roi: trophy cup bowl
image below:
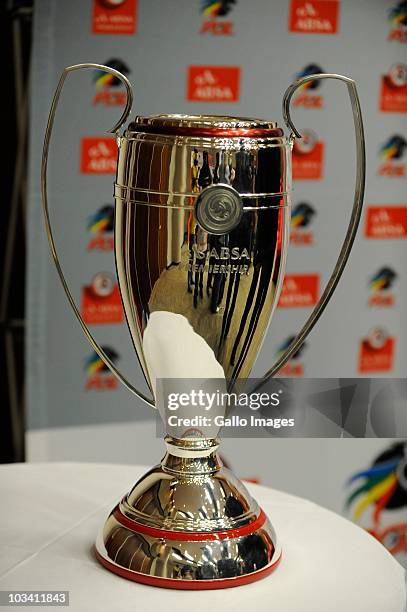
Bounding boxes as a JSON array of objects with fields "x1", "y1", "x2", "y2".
[{"x1": 42, "y1": 65, "x2": 365, "y2": 589}]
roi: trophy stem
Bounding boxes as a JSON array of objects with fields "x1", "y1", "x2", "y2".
[{"x1": 95, "y1": 435, "x2": 282, "y2": 588}]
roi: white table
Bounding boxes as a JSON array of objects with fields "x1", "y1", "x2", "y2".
[{"x1": 0, "y1": 463, "x2": 405, "y2": 611}]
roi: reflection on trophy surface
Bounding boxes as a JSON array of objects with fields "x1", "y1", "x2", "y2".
[
  {"x1": 42, "y1": 65, "x2": 365, "y2": 588},
  {"x1": 115, "y1": 130, "x2": 290, "y2": 386}
]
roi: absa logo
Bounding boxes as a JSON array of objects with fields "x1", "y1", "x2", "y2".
[
  {"x1": 289, "y1": 0, "x2": 340, "y2": 34},
  {"x1": 187, "y1": 66, "x2": 240, "y2": 102}
]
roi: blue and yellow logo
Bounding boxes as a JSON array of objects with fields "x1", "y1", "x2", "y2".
[
  {"x1": 276, "y1": 336, "x2": 307, "y2": 360},
  {"x1": 93, "y1": 59, "x2": 130, "y2": 89},
  {"x1": 84, "y1": 347, "x2": 118, "y2": 376},
  {"x1": 291, "y1": 202, "x2": 316, "y2": 228},
  {"x1": 346, "y1": 442, "x2": 407, "y2": 523},
  {"x1": 379, "y1": 135, "x2": 406, "y2": 161},
  {"x1": 388, "y1": 2, "x2": 407, "y2": 26},
  {"x1": 369, "y1": 267, "x2": 397, "y2": 293},
  {"x1": 87, "y1": 205, "x2": 114, "y2": 234},
  {"x1": 296, "y1": 64, "x2": 324, "y2": 90},
  {"x1": 200, "y1": 0, "x2": 236, "y2": 17}
]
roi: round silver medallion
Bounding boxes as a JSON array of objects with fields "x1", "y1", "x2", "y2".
[{"x1": 195, "y1": 184, "x2": 244, "y2": 235}]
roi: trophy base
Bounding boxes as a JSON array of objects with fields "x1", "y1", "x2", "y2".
[{"x1": 95, "y1": 437, "x2": 282, "y2": 589}]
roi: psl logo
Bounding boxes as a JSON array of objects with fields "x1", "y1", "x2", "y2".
[
  {"x1": 388, "y1": 1, "x2": 407, "y2": 42},
  {"x1": 293, "y1": 64, "x2": 324, "y2": 108},
  {"x1": 291, "y1": 202, "x2": 316, "y2": 245},
  {"x1": 358, "y1": 327, "x2": 395, "y2": 373},
  {"x1": 346, "y1": 442, "x2": 407, "y2": 559},
  {"x1": 84, "y1": 346, "x2": 119, "y2": 391},
  {"x1": 289, "y1": 0, "x2": 340, "y2": 34},
  {"x1": 187, "y1": 66, "x2": 240, "y2": 102},
  {"x1": 377, "y1": 135, "x2": 406, "y2": 177},
  {"x1": 368, "y1": 267, "x2": 397, "y2": 307},
  {"x1": 87, "y1": 205, "x2": 114, "y2": 251},
  {"x1": 292, "y1": 130, "x2": 324, "y2": 180},
  {"x1": 199, "y1": 0, "x2": 236, "y2": 35},
  {"x1": 379, "y1": 63, "x2": 407, "y2": 113},
  {"x1": 93, "y1": 59, "x2": 130, "y2": 106},
  {"x1": 276, "y1": 337, "x2": 307, "y2": 377}
]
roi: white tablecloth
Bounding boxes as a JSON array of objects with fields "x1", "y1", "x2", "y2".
[{"x1": 0, "y1": 463, "x2": 405, "y2": 612}]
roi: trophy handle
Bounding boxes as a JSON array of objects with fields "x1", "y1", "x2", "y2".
[
  {"x1": 261, "y1": 73, "x2": 366, "y2": 381},
  {"x1": 41, "y1": 63, "x2": 155, "y2": 408}
]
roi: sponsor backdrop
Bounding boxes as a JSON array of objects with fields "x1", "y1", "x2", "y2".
[{"x1": 26, "y1": 0, "x2": 406, "y2": 563}]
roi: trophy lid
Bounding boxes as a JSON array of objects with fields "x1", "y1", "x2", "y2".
[{"x1": 127, "y1": 114, "x2": 284, "y2": 138}]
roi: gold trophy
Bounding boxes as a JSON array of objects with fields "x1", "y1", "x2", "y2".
[{"x1": 42, "y1": 64, "x2": 365, "y2": 588}]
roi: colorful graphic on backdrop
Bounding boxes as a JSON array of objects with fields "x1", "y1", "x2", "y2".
[
  {"x1": 92, "y1": 0, "x2": 138, "y2": 35},
  {"x1": 288, "y1": 0, "x2": 340, "y2": 34},
  {"x1": 199, "y1": 0, "x2": 236, "y2": 35},
  {"x1": 365, "y1": 206, "x2": 407, "y2": 238},
  {"x1": 187, "y1": 66, "x2": 240, "y2": 102},
  {"x1": 377, "y1": 135, "x2": 406, "y2": 177},
  {"x1": 276, "y1": 337, "x2": 307, "y2": 377},
  {"x1": 290, "y1": 202, "x2": 316, "y2": 245},
  {"x1": 358, "y1": 327, "x2": 395, "y2": 373},
  {"x1": 293, "y1": 64, "x2": 324, "y2": 108},
  {"x1": 346, "y1": 442, "x2": 407, "y2": 558},
  {"x1": 379, "y1": 63, "x2": 407, "y2": 112},
  {"x1": 87, "y1": 205, "x2": 114, "y2": 251},
  {"x1": 368, "y1": 267, "x2": 397, "y2": 308},
  {"x1": 388, "y1": 2, "x2": 407, "y2": 42},
  {"x1": 292, "y1": 130, "x2": 324, "y2": 180},
  {"x1": 93, "y1": 59, "x2": 130, "y2": 106},
  {"x1": 84, "y1": 346, "x2": 119, "y2": 391}
]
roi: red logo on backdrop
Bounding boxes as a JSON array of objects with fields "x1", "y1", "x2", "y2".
[
  {"x1": 358, "y1": 328, "x2": 395, "y2": 373},
  {"x1": 81, "y1": 272, "x2": 123, "y2": 325},
  {"x1": 85, "y1": 346, "x2": 119, "y2": 391},
  {"x1": 80, "y1": 138, "x2": 117, "y2": 174},
  {"x1": 289, "y1": 0, "x2": 340, "y2": 34},
  {"x1": 379, "y1": 64, "x2": 407, "y2": 113},
  {"x1": 187, "y1": 66, "x2": 240, "y2": 102},
  {"x1": 278, "y1": 274, "x2": 319, "y2": 308},
  {"x1": 92, "y1": 0, "x2": 137, "y2": 35},
  {"x1": 292, "y1": 130, "x2": 324, "y2": 180},
  {"x1": 365, "y1": 206, "x2": 407, "y2": 239}
]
